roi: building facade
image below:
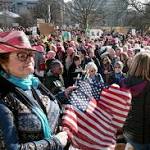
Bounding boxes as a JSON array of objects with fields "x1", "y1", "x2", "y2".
[
  {"x1": 0, "y1": 0, "x2": 38, "y2": 13},
  {"x1": 0, "y1": 0, "x2": 13, "y2": 11},
  {"x1": 0, "y1": 0, "x2": 64, "y2": 26},
  {"x1": 11, "y1": 0, "x2": 38, "y2": 14}
]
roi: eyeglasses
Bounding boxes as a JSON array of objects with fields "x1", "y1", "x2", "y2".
[{"x1": 16, "y1": 51, "x2": 36, "y2": 62}]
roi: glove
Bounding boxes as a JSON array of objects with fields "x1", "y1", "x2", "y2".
[{"x1": 55, "y1": 131, "x2": 68, "y2": 147}]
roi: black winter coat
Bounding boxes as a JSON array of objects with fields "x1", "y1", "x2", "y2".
[{"x1": 122, "y1": 76, "x2": 150, "y2": 144}]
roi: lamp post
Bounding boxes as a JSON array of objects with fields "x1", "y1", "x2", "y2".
[{"x1": 48, "y1": 4, "x2": 51, "y2": 23}]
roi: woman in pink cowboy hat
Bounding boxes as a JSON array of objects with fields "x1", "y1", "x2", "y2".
[{"x1": 0, "y1": 31, "x2": 75, "y2": 150}]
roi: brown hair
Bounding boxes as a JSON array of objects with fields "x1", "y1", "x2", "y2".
[
  {"x1": 73, "y1": 55, "x2": 81, "y2": 62},
  {"x1": 102, "y1": 56, "x2": 111, "y2": 65},
  {"x1": 129, "y1": 51, "x2": 150, "y2": 81},
  {"x1": 0, "y1": 53, "x2": 10, "y2": 65},
  {"x1": 120, "y1": 52, "x2": 128, "y2": 63}
]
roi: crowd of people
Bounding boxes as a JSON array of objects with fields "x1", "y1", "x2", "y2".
[{"x1": 0, "y1": 27, "x2": 150, "y2": 150}]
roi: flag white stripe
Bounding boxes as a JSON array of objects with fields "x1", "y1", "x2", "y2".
[
  {"x1": 64, "y1": 106, "x2": 116, "y2": 138},
  {"x1": 88, "y1": 101, "x2": 113, "y2": 122},
  {"x1": 86, "y1": 106, "x2": 116, "y2": 132},
  {"x1": 63, "y1": 115, "x2": 78, "y2": 130},
  {"x1": 100, "y1": 95, "x2": 129, "y2": 109},
  {"x1": 73, "y1": 136, "x2": 115, "y2": 150},
  {"x1": 74, "y1": 123, "x2": 114, "y2": 146},
  {"x1": 109, "y1": 87, "x2": 131, "y2": 98},
  {"x1": 72, "y1": 111, "x2": 115, "y2": 142},
  {"x1": 62, "y1": 85, "x2": 131, "y2": 150},
  {"x1": 112, "y1": 120, "x2": 125, "y2": 128},
  {"x1": 102, "y1": 91, "x2": 130, "y2": 104},
  {"x1": 91, "y1": 101, "x2": 114, "y2": 120},
  {"x1": 100, "y1": 98, "x2": 129, "y2": 115}
]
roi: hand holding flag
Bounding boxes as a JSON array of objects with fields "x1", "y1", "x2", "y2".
[{"x1": 62, "y1": 80, "x2": 131, "y2": 150}]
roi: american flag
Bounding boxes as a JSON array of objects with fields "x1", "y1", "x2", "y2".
[
  {"x1": 62, "y1": 80, "x2": 131, "y2": 150},
  {"x1": 68, "y1": 78, "x2": 105, "y2": 111}
]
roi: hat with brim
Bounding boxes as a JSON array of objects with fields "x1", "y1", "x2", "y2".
[
  {"x1": 32, "y1": 44, "x2": 45, "y2": 53},
  {"x1": 0, "y1": 31, "x2": 42, "y2": 53}
]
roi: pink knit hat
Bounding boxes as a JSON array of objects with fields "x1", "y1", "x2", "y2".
[{"x1": 46, "y1": 51, "x2": 56, "y2": 60}]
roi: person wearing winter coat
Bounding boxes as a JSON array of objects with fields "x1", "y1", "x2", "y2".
[{"x1": 0, "y1": 31, "x2": 75, "y2": 150}]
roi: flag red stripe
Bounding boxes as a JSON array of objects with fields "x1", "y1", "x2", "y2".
[
  {"x1": 62, "y1": 85, "x2": 131, "y2": 150},
  {"x1": 63, "y1": 105, "x2": 115, "y2": 139}
]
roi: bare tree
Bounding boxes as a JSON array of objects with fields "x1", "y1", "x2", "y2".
[
  {"x1": 63, "y1": 0, "x2": 107, "y2": 30},
  {"x1": 125, "y1": 0, "x2": 150, "y2": 32},
  {"x1": 32, "y1": 0, "x2": 63, "y2": 25},
  {"x1": 103, "y1": 0, "x2": 128, "y2": 26},
  {"x1": 127, "y1": 0, "x2": 150, "y2": 13},
  {"x1": 32, "y1": 0, "x2": 49, "y2": 22},
  {"x1": 17, "y1": 11, "x2": 35, "y2": 27}
]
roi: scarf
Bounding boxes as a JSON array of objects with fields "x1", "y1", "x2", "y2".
[
  {"x1": 0, "y1": 70, "x2": 52, "y2": 139},
  {"x1": 0, "y1": 71, "x2": 39, "y2": 90}
]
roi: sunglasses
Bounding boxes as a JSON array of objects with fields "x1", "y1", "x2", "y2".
[{"x1": 16, "y1": 51, "x2": 36, "y2": 62}]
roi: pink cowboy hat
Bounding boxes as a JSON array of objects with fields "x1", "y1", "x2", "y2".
[{"x1": 0, "y1": 30, "x2": 42, "y2": 53}]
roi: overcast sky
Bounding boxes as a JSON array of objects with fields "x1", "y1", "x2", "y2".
[
  {"x1": 64, "y1": 0, "x2": 72, "y2": 2},
  {"x1": 64, "y1": 0, "x2": 150, "y2": 3},
  {"x1": 64, "y1": 0, "x2": 150, "y2": 2},
  {"x1": 138, "y1": 0, "x2": 149, "y2": 2}
]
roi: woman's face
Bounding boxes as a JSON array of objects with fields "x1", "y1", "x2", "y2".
[
  {"x1": 102, "y1": 57, "x2": 109, "y2": 65},
  {"x1": 115, "y1": 49, "x2": 121, "y2": 56},
  {"x1": 120, "y1": 55, "x2": 126, "y2": 63},
  {"x1": 52, "y1": 64, "x2": 64, "y2": 76},
  {"x1": 2, "y1": 50, "x2": 35, "y2": 78},
  {"x1": 88, "y1": 68, "x2": 96, "y2": 77},
  {"x1": 75, "y1": 59, "x2": 81, "y2": 67},
  {"x1": 114, "y1": 64, "x2": 122, "y2": 73}
]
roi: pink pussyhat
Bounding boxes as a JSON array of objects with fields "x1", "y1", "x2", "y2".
[{"x1": 46, "y1": 50, "x2": 56, "y2": 60}]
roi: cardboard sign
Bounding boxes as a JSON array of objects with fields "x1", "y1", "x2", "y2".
[
  {"x1": 100, "y1": 26, "x2": 130, "y2": 34},
  {"x1": 114, "y1": 27, "x2": 129, "y2": 34},
  {"x1": 37, "y1": 18, "x2": 45, "y2": 24},
  {"x1": 39, "y1": 23, "x2": 55, "y2": 35}
]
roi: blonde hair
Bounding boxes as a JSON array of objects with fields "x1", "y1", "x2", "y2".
[
  {"x1": 129, "y1": 51, "x2": 150, "y2": 81},
  {"x1": 85, "y1": 62, "x2": 98, "y2": 73},
  {"x1": 114, "y1": 61, "x2": 124, "y2": 70}
]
